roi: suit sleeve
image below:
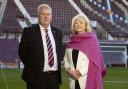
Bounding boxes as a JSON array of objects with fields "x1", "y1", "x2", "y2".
[{"x1": 18, "y1": 28, "x2": 31, "y2": 66}]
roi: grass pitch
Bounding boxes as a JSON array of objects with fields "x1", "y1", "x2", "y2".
[{"x1": 0, "y1": 67, "x2": 128, "y2": 89}]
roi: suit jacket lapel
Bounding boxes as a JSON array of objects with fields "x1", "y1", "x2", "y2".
[
  {"x1": 34, "y1": 25, "x2": 57, "y2": 54},
  {"x1": 51, "y1": 26, "x2": 58, "y2": 49},
  {"x1": 51, "y1": 27, "x2": 57, "y2": 42},
  {"x1": 34, "y1": 24, "x2": 44, "y2": 52},
  {"x1": 34, "y1": 25, "x2": 59, "y2": 59}
]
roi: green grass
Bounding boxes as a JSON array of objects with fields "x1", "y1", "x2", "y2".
[
  {"x1": 0, "y1": 69, "x2": 25, "y2": 89},
  {"x1": 104, "y1": 67, "x2": 128, "y2": 89},
  {"x1": 0, "y1": 67, "x2": 128, "y2": 89}
]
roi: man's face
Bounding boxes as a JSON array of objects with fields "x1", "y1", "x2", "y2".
[{"x1": 38, "y1": 9, "x2": 52, "y2": 28}]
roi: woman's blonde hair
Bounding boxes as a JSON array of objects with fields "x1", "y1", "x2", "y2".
[{"x1": 71, "y1": 13, "x2": 92, "y2": 33}]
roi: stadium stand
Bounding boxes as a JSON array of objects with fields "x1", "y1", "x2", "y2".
[
  {"x1": 0, "y1": 0, "x2": 22, "y2": 33},
  {"x1": 74, "y1": 0, "x2": 128, "y2": 39},
  {"x1": 0, "y1": 0, "x2": 128, "y2": 67},
  {"x1": 20, "y1": 0, "x2": 78, "y2": 37},
  {"x1": 0, "y1": 39, "x2": 19, "y2": 63}
]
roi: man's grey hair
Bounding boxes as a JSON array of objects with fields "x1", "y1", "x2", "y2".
[{"x1": 37, "y1": 4, "x2": 52, "y2": 14}]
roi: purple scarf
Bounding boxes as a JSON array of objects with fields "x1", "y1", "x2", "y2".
[{"x1": 67, "y1": 32, "x2": 106, "y2": 89}]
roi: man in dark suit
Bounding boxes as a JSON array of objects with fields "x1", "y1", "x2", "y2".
[{"x1": 18, "y1": 4, "x2": 62, "y2": 89}]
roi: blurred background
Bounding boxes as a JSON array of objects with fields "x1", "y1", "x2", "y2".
[{"x1": 0, "y1": 0, "x2": 128, "y2": 89}]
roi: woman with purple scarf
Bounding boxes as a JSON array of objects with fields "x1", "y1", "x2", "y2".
[{"x1": 64, "y1": 13, "x2": 106, "y2": 89}]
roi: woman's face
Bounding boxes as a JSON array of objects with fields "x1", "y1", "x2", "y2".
[{"x1": 74, "y1": 19, "x2": 86, "y2": 34}]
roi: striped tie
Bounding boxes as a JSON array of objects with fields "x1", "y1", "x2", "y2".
[{"x1": 45, "y1": 30, "x2": 54, "y2": 67}]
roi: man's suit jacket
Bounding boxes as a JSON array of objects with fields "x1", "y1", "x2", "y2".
[{"x1": 18, "y1": 24, "x2": 62, "y2": 84}]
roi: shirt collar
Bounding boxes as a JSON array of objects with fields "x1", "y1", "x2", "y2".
[{"x1": 39, "y1": 24, "x2": 51, "y2": 32}]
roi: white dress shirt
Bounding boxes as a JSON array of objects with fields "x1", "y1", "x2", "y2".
[{"x1": 39, "y1": 24, "x2": 58, "y2": 71}]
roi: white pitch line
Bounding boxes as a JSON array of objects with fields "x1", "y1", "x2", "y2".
[
  {"x1": 104, "y1": 81, "x2": 128, "y2": 83},
  {"x1": 0, "y1": 61, "x2": 9, "y2": 89}
]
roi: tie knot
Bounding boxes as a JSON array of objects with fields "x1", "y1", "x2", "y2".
[
  {"x1": 44, "y1": 29, "x2": 48, "y2": 33},
  {"x1": 44, "y1": 29, "x2": 48, "y2": 31}
]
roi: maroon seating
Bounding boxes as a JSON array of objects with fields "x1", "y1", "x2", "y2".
[
  {"x1": 74, "y1": 0, "x2": 128, "y2": 37},
  {"x1": 0, "y1": 39, "x2": 19, "y2": 63},
  {"x1": 20, "y1": 0, "x2": 77, "y2": 36},
  {"x1": 0, "y1": 0, "x2": 22, "y2": 33}
]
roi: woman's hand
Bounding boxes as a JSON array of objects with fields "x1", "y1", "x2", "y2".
[
  {"x1": 67, "y1": 69, "x2": 81, "y2": 80},
  {"x1": 75, "y1": 69, "x2": 82, "y2": 79}
]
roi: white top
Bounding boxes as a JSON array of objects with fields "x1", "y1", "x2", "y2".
[
  {"x1": 64, "y1": 48, "x2": 89, "y2": 89},
  {"x1": 39, "y1": 24, "x2": 58, "y2": 71}
]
